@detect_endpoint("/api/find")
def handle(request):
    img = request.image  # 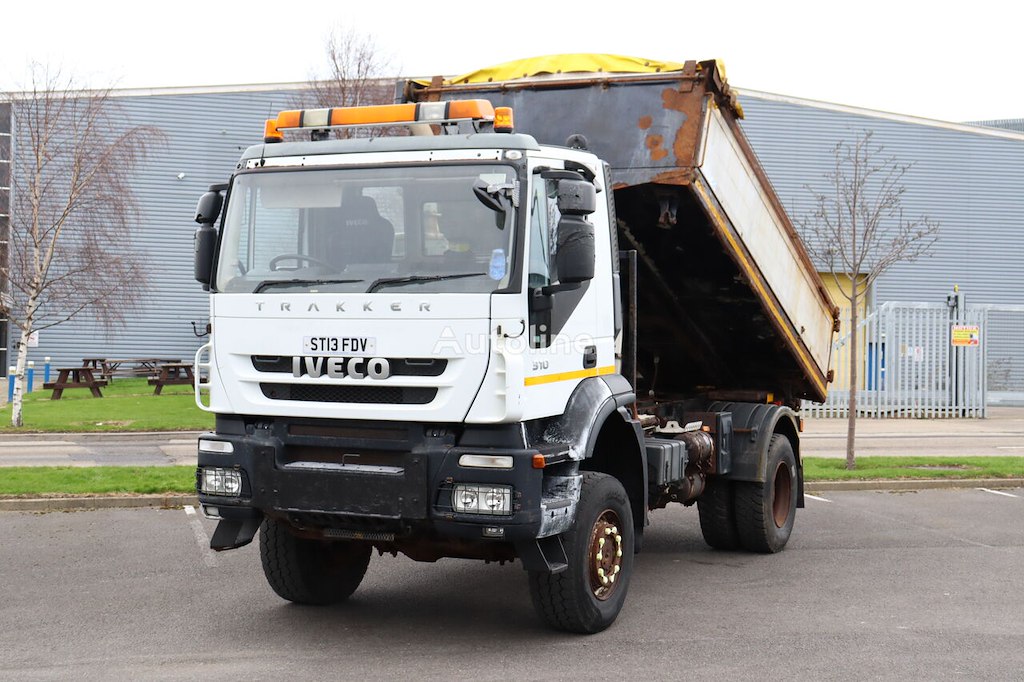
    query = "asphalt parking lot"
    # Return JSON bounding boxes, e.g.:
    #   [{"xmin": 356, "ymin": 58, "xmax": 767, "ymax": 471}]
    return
[{"xmin": 1, "ymin": 487, "xmax": 1021, "ymax": 680}]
